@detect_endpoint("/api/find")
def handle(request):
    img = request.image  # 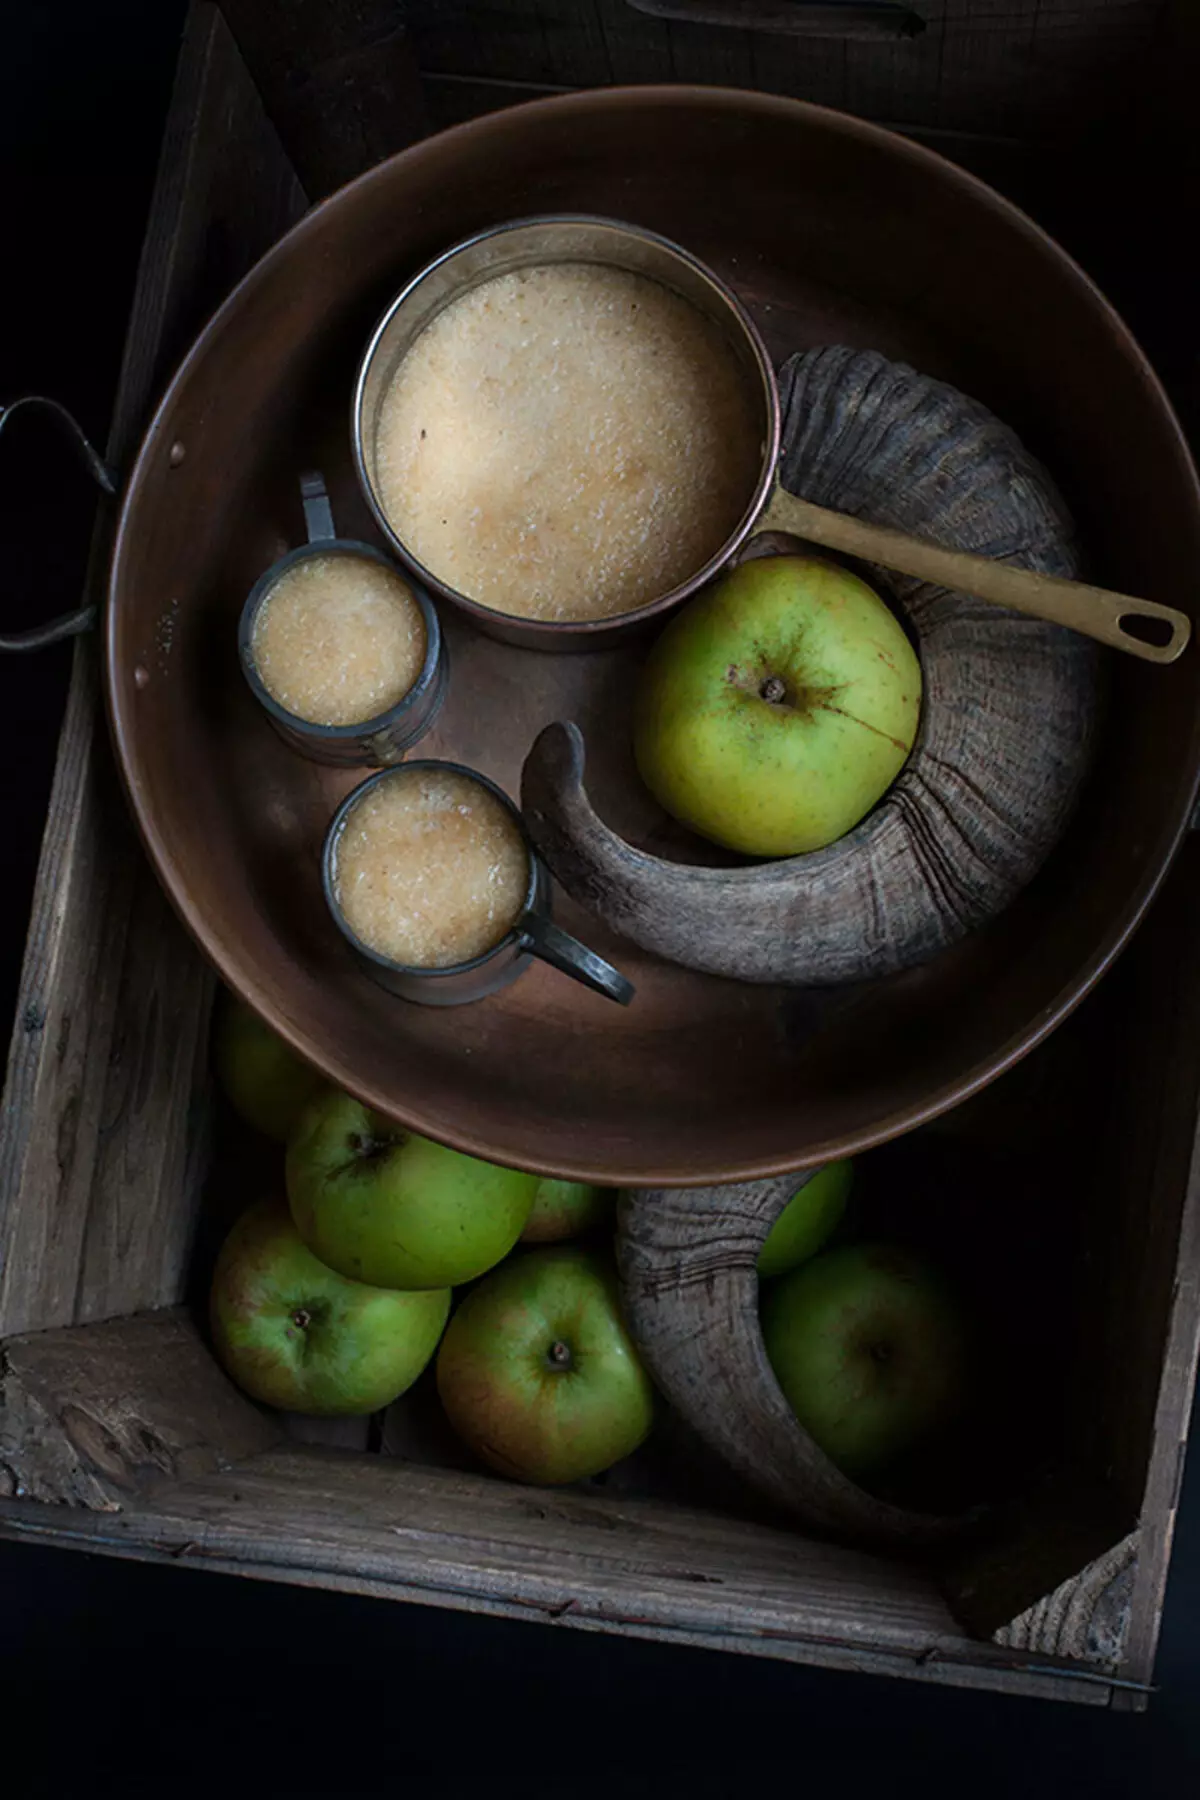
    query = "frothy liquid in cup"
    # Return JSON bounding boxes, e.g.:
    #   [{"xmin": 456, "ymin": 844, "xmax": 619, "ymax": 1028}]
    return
[
  {"xmin": 332, "ymin": 767, "xmax": 529, "ymax": 968},
  {"xmin": 373, "ymin": 263, "xmax": 761, "ymax": 623},
  {"xmin": 251, "ymin": 554, "xmax": 426, "ymax": 726}
]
